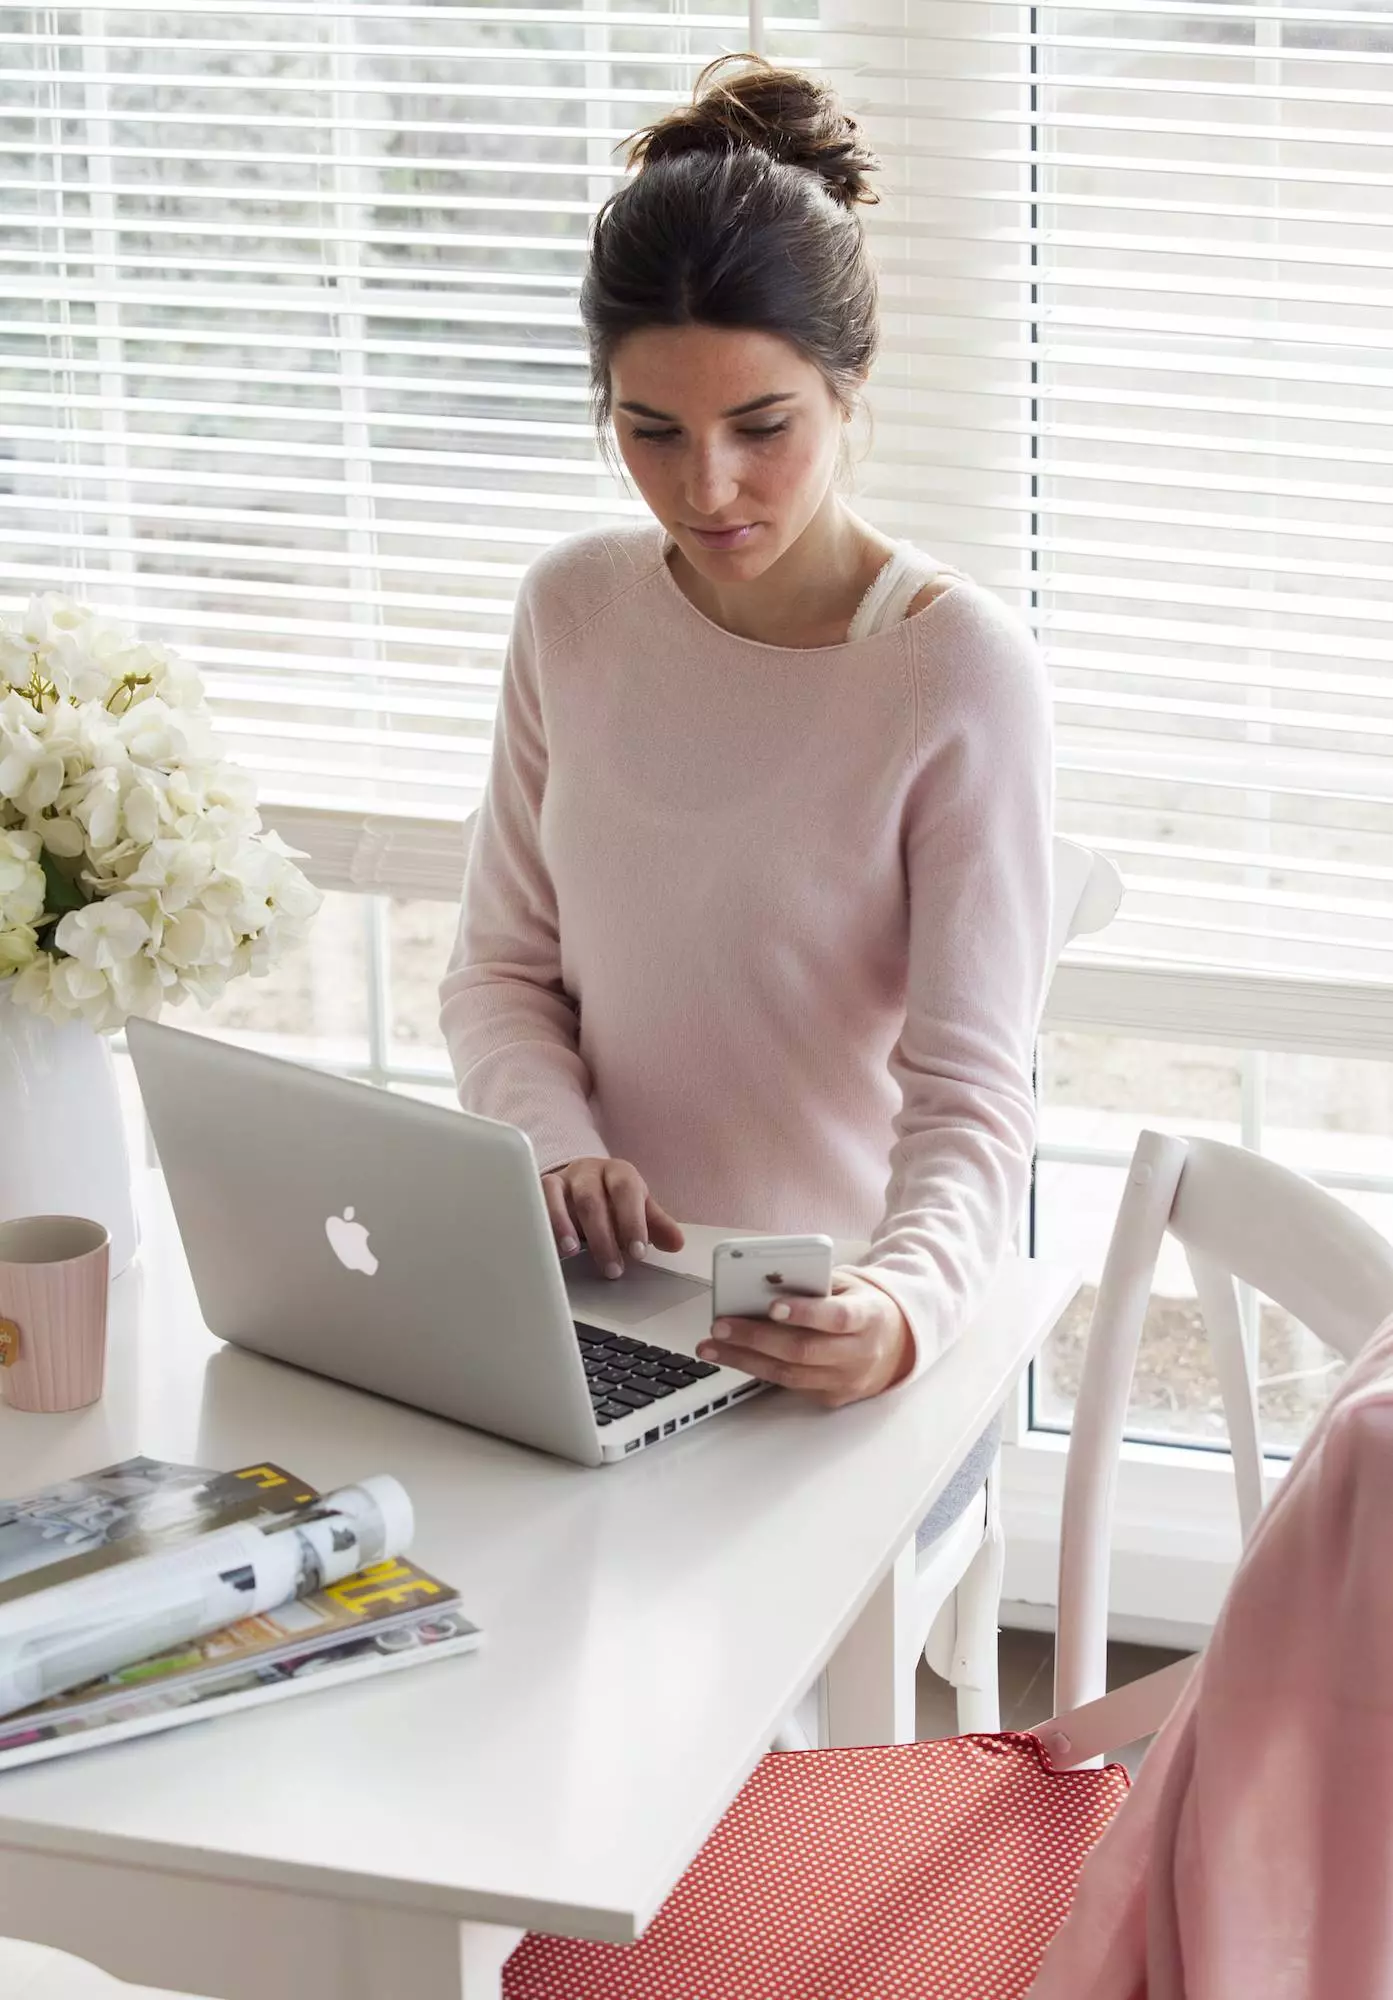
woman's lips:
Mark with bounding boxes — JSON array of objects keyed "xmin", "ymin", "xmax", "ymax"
[{"xmin": 686, "ymin": 523, "xmax": 758, "ymax": 551}]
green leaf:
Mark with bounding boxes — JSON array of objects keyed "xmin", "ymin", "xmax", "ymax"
[{"xmin": 39, "ymin": 850, "xmax": 89, "ymax": 920}]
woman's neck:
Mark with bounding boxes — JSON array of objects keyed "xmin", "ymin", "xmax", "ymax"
[{"xmin": 668, "ymin": 501, "xmax": 895, "ymax": 649}]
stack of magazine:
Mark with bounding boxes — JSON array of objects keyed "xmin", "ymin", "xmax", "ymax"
[{"xmin": 0, "ymin": 1456, "xmax": 480, "ymax": 1773}]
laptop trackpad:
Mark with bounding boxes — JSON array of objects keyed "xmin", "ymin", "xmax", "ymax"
[{"xmin": 562, "ymin": 1258, "xmax": 710, "ymax": 1326}]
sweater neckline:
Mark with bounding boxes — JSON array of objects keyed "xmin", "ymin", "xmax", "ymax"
[{"xmin": 648, "ymin": 527, "xmax": 961, "ymax": 660}]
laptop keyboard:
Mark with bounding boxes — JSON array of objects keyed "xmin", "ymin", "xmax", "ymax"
[{"xmin": 575, "ymin": 1323, "xmax": 721, "ymax": 1425}]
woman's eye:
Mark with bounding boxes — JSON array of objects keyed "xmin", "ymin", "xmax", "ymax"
[
  {"xmin": 631, "ymin": 426, "xmax": 680, "ymax": 443},
  {"xmin": 738, "ymin": 423, "xmax": 789, "ymax": 440}
]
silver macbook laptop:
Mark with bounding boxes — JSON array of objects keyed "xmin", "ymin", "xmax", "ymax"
[{"xmin": 126, "ymin": 1019, "xmax": 763, "ymax": 1466}]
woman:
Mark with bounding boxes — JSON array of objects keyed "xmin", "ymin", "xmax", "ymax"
[{"xmin": 441, "ymin": 60, "xmax": 1052, "ymax": 1443}]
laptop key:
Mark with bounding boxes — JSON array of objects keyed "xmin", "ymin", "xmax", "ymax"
[
  {"xmin": 598, "ymin": 1398, "xmax": 634, "ymax": 1419},
  {"xmin": 612, "ymin": 1384, "xmax": 655, "ymax": 1409},
  {"xmin": 606, "ymin": 1335, "xmax": 644, "ymax": 1354},
  {"xmin": 636, "ymin": 1376, "xmax": 676, "ymax": 1399},
  {"xmin": 688, "ymin": 1360, "xmax": 720, "ymax": 1378},
  {"xmin": 656, "ymin": 1369, "xmax": 697, "ymax": 1390}
]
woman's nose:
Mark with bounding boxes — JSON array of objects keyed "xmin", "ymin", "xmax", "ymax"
[{"xmin": 684, "ymin": 449, "xmax": 739, "ymax": 518}]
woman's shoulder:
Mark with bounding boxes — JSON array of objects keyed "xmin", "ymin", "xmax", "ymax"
[
  {"xmin": 908, "ymin": 572, "xmax": 1046, "ymax": 694},
  {"xmin": 518, "ymin": 523, "xmax": 667, "ymax": 652},
  {"xmin": 903, "ymin": 572, "xmax": 1051, "ymax": 761}
]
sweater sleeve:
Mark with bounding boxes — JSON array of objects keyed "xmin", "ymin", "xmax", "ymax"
[
  {"xmin": 841, "ymin": 593, "xmax": 1054, "ymax": 1382},
  {"xmin": 438, "ymin": 573, "xmax": 609, "ymax": 1174}
]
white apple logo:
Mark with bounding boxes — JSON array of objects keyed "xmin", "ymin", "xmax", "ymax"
[{"xmin": 325, "ymin": 1206, "xmax": 378, "ymax": 1276}]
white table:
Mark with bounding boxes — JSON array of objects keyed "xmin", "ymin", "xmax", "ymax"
[{"xmin": 0, "ymin": 1173, "xmax": 1077, "ymax": 2000}]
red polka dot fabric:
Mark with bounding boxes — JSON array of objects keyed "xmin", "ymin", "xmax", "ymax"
[{"xmin": 505, "ymin": 1733, "xmax": 1130, "ymax": 2000}]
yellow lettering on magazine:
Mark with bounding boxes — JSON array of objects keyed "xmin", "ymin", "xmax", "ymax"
[{"xmin": 326, "ymin": 1558, "xmax": 444, "ymax": 1613}]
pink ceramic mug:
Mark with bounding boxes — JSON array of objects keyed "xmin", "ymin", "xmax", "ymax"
[{"xmin": 0, "ymin": 1215, "xmax": 111, "ymax": 1413}]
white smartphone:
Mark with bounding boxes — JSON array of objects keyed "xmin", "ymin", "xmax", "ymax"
[{"xmin": 710, "ymin": 1234, "xmax": 835, "ymax": 1322}]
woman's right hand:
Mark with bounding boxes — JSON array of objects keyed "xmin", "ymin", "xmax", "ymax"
[{"xmin": 541, "ymin": 1157, "xmax": 685, "ymax": 1280}]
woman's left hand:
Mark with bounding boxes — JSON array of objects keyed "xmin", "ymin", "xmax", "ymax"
[{"xmin": 697, "ymin": 1271, "xmax": 916, "ymax": 1409}]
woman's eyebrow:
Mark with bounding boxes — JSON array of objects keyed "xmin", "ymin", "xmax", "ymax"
[
  {"xmin": 615, "ymin": 391, "xmax": 798, "ymax": 422},
  {"xmin": 722, "ymin": 391, "xmax": 797, "ymax": 417}
]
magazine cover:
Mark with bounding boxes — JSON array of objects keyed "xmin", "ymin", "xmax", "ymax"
[
  {"xmin": 0, "ymin": 1607, "xmax": 481, "ymax": 1773},
  {"xmin": 0, "ymin": 1543, "xmax": 465, "ymax": 1743},
  {"xmin": 0, "ymin": 1457, "xmax": 317, "ymax": 1603}
]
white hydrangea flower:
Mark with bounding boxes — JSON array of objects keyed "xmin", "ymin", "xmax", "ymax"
[
  {"xmin": 0, "ymin": 925, "xmax": 38, "ymax": 975},
  {"xmin": 161, "ymin": 906, "xmax": 236, "ymax": 973},
  {"xmin": 0, "ymin": 827, "xmax": 45, "ymax": 925},
  {"xmin": 0, "ymin": 826, "xmax": 45, "ymax": 978},
  {"xmin": 0, "ymin": 594, "xmax": 322, "ymax": 1031},
  {"xmin": 37, "ymin": 812, "xmax": 90, "ymax": 860},
  {"xmin": 0, "ymin": 719, "xmax": 65, "ymax": 816},
  {"xmin": 54, "ymin": 895, "xmax": 153, "ymax": 971}
]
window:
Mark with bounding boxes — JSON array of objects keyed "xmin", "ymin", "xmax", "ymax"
[
  {"xmin": 1, "ymin": 1, "xmax": 713, "ymax": 875},
  {"xmin": 819, "ymin": 0, "xmax": 1393, "ymax": 1040},
  {"xmin": 7, "ymin": 3, "xmax": 1392, "ymax": 1630},
  {"xmin": 7, "ymin": 2, "xmax": 1388, "ymax": 991}
]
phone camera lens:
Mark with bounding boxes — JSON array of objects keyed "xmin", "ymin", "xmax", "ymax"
[{"xmin": 731, "ymin": 1249, "xmax": 743, "ymax": 1259}]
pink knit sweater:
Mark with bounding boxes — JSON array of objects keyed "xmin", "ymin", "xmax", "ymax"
[{"xmin": 440, "ymin": 525, "xmax": 1054, "ymax": 1380}]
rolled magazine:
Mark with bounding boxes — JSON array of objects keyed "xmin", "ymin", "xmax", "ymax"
[{"xmin": 0, "ymin": 1475, "xmax": 413, "ymax": 1720}]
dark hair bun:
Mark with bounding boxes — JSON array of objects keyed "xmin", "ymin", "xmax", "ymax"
[{"xmin": 627, "ymin": 55, "xmax": 879, "ymax": 210}]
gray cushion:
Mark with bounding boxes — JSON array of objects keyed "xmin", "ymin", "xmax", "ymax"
[{"xmin": 915, "ymin": 1415, "xmax": 1001, "ymax": 1553}]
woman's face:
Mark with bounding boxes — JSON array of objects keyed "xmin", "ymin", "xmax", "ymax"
[{"xmin": 609, "ymin": 324, "xmax": 846, "ymax": 583}]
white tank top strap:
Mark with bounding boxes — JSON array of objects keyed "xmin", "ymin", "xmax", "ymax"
[{"xmin": 847, "ymin": 542, "xmax": 964, "ymax": 642}]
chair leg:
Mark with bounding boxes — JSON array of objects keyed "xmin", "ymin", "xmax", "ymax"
[
  {"xmin": 948, "ymin": 1455, "xmax": 1006, "ymax": 1734},
  {"xmin": 771, "ymin": 1674, "xmax": 823, "ymax": 1752}
]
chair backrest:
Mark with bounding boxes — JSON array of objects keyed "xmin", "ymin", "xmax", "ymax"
[
  {"xmin": 1051, "ymin": 1128, "xmax": 1393, "ymax": 1724},
  {"xmin": 1049, "ymin": 836, "xmax": 1123, "ymax": 968}
]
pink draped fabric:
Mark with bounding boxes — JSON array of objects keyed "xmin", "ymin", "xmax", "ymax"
[{"xmin": 1029, "ymin": 1310, "xmax": 1393, "ymax": 2000}]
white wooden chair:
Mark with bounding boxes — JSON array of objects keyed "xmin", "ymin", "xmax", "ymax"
[
  {"xmin": 498, "ymin": 1132, "xmax": 1393, "ymax": 1997},
  {"xmin": 908, "ymin": 1114, "xmax": 1393, "ymax": 1754},
  {"xmin": 1044, "ymin": 1124, "xmax": 1393, "ymax": 1737}
]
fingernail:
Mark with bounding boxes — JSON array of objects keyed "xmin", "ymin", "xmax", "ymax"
[
  {"xmin": 770, "ymin": 1302, "xmax": 791, "ymax": 1321},
  {"xmin": 697, "ymin": 1342, "xmax": 717, "ymax": 1360},
  {"xmin": 560, "ymin": 1235, "xmax": 579, "ymax": 1257},
  {"xmin": 630, "ymin": 1240, "xmax": 648, "ymax": 1259},
  {"xmin": 712, "ymin": 1321, "xmax": 730, "ymax": 1339},
  {"xmin": 605, "ymin": 1261, "xmax": 623, "ymax": 1280}
]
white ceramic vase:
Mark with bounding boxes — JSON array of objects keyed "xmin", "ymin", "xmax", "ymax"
[{"xmin": 0, "ymin": 992, "xmax": 140, "ymax": 1277}]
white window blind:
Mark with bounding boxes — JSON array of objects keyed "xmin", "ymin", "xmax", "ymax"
[
  {"xmin": 4, "ymin": 2, "xmax": 1391, "ymax": 1038},
  {"xmin": 813, "ymin": 0, "xmax": 1393, "ymax": 1024},
  {"xmin": 0, "ymin": 2, "xmax": 784, "ymax": 890}
]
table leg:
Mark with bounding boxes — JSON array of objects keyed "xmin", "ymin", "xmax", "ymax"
[
  {"xmin": 823, "ymin": 1537, "xmax": 919, "ymax": 1747},
  {"xmin": 459, "ymin": 1920, "xmax": 527, "ymax": 1999},
  {"xmin": 359, "ymin": 1909, "xmax": 527, "ymax": 2000},
  {"xmin": 0, "ymin": 1844, "xmax": 523, "ymax": 2000}
]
